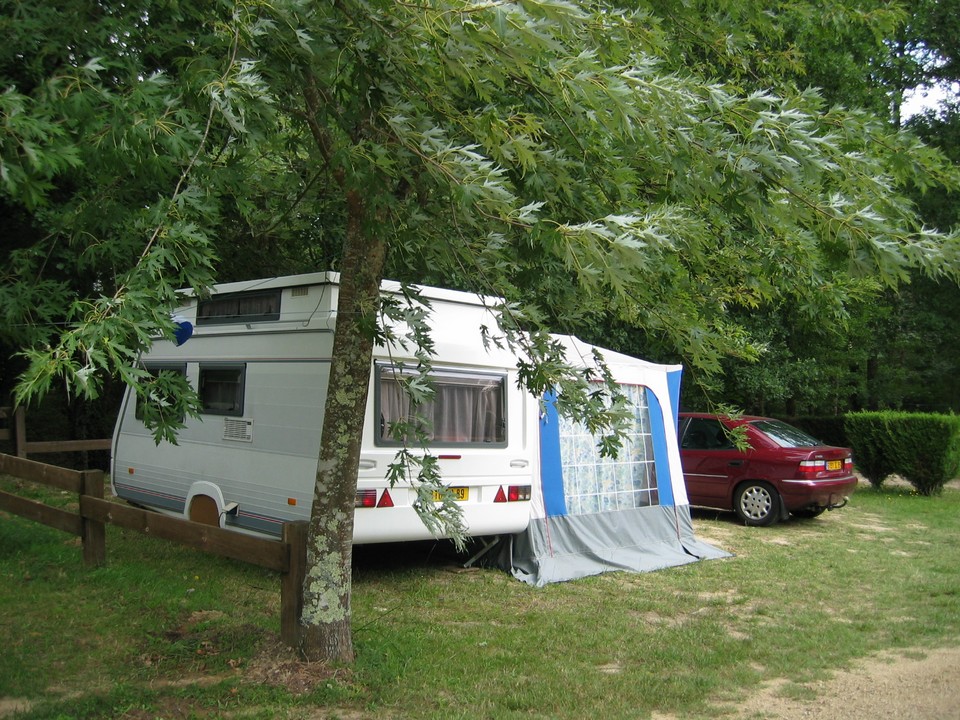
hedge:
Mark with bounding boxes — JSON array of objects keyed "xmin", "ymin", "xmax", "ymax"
[{"xmin": 844, "ymin": 411, "xmax": 960, "ymax": 495}]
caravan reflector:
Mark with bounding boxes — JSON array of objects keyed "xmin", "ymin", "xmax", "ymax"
[
  {"xmin": 494, "ymin": 486, "xmax": 507, "ymax": 503},
  {"xmin": 377, "ymin": 489, "xmax": 395, "ymax": 508},
  {"xmin": 355, "ymin": 489, "xmax": 376, "ymax": 508}
]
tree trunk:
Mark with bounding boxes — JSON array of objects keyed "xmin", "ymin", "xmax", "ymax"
[{"xmin": 298, "ymin": 189, "xmax": 386, "ymax": 662}]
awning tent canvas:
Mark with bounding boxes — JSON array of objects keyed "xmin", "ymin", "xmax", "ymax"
[{"xmin": 492, "ymin": 336, "xmax": 729, "ymax": 586}]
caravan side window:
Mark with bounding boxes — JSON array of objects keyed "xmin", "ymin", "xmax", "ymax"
[
  {"xmin": 197, "ymin": 289, "xmax": 281, "ymax": 325},
  {"xmin": 199, "ymin": 365, "xmax": 246, "ymax": 416},
  {"xmin": 136, "ymin": 364, "xmax": 187, "ymax": 422},
  {"xmin": 376, "ymin": 365, "xmax": 507, "ymax": 446}
]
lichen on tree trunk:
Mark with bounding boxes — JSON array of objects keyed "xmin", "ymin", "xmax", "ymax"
[{"xmin": 298, "ymin": 189, "xmax": 387, "ymax": 663}]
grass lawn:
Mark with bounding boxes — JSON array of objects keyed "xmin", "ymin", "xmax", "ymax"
[{"xmin": 1, "ymin": 478, "xmax": 959, "ymax": 719}]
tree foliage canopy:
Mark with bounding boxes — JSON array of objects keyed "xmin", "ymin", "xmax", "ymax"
[{"xmin": 5, "ymin": 0, "xmax": 958, "ymax": 392}]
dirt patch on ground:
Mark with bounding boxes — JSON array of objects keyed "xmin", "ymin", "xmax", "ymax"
[
  {"xmin": 725, "ymin": 646, "xmax": 960, "ymax": 720},
  {"xmin": 0, "ymin": 700, "xmax": 30, "ymax": 718},
  {"xmin": 242, "ymin": 637, "xmax": 350, "ymax": 696}
]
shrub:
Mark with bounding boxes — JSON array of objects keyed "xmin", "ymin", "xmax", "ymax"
[
  {"xmin": 885, "ymin": 413, "xmax": 960, "ymax": 496},
  {"xmin": 845, "ymin": 411, "xmax": 960, "ymax": 495},
  {"xmin": 844, "ymin": 412, "xmax": 896, "ymax": 488}
]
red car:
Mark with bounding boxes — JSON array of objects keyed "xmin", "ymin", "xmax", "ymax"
[{"xmin": 678, "ymin": 413, "xmax": 857, "ymax": 526}]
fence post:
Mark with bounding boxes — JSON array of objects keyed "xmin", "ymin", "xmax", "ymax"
[
  {"xmin": 280, "ymin": 520, "xmax": 308, "ymax": 650},
  {"xmin": 0, "ymin": 406, "xmax": 8, "ymax": 444},
  {"xmin": 14, "ymin": 406, "xmax": 27, "ymax": 458},
  {"xmin": 80, "ymin": 470, "xmax": 106, "ymax": 567}
]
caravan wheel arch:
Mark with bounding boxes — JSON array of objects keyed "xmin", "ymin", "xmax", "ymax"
[{"xmin": 186, "ymin": 482, "xmax": 232, "ymax": 528}]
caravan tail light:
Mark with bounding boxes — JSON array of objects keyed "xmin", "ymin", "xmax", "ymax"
[
  {"xmin": 356, "ymin": 489, "xmax": 394, "ymax": 508},
  {"xmin": 508, "ymin": 485, "xmax": 531, "ymax": 502},
  {"xmin": 494, "ymin": 485, "xmax": 532, "ymax": 503},
  {"xmin": 355, "ymin": 489, "xmax": 377, "ymax": 508}
]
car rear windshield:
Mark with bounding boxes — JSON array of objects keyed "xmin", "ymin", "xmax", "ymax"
[{"xmin": 749, "ymin": 419, "xmax": 822, "ymax": 448}]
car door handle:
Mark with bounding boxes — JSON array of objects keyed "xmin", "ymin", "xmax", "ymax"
[{"xmin": 728, "ymin": 460, "xmax": 744, "ymax": 467}]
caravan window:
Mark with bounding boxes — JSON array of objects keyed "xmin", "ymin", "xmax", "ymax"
[
  {"xmin": 376, "ymin": 365, "xmax": 506, "ymax": 446},
  {"xmin": 199, "ymin": 365, "xmax": 246, "ymax": 416},
  {"xmin": 136, "ymin": 364, "xmax": 187, "ymax": 422},
  {"xmin": 197, "ymin": 289, "xmax": 281, "ymax": 325}
]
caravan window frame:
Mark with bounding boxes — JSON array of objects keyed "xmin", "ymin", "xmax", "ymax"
[
  {"xmin": 196, "ymin": 289, "xmax": 281, "ymax": 325},
  {"xmin": 374, "ymin": 364, "xmax": 508, "ymax": 448},
  {"xmin": 198, "ymin": 364, "xmax": 247, "ymax": 417},
  {"xmin": 135, "ymin": 363, "xmax": 187, "ymax": 422}
]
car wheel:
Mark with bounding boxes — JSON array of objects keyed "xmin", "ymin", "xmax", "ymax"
[
  {"xmin": 791, "ymin": 507, "xmax": 826, "ymax": 519},
  {"xmin": 734, "ymin": 482, "xmax": 780, "ymax": 526}
]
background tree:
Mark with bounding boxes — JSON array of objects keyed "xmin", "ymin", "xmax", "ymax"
[
  {"xmin": 637, "ymin": 0, "xmax": 960, "ymax": 418},
  {"xmin": 0, "ymin": 1, "xmax": 278, "ymax": 439},
  {"xmin": 4, "ymin": 0, "xmax": 960, "ymax": 665}
]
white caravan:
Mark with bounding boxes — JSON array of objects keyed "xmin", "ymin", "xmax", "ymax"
[{"xmin": 111, "ymin": 272, "xmax": 536, "ymax": 542}]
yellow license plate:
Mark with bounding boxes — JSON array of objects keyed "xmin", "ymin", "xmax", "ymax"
[
  {"xmin": 433, "ymin": 487, "xmax": 469, "ymax": 502},
  {"xmin": 827, "ymin": 460, "xmax": 843, "ymax": 471}
]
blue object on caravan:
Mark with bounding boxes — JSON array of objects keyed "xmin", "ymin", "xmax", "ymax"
[{"xmin": 171, "ymin": 316, "xmax": 194, "ymax": 346}]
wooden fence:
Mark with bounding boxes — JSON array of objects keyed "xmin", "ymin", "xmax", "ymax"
[
  {"xmin": 0, "ymin": 405, "xmax": 112, "ymax": 459},
  {"xmin": 0, "ymin": 453, "xmax": 308, "ymax": 648}
]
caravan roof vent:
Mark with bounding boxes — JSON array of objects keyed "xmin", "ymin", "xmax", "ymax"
[{"xmin": 223, "ymin": 417, "xmax": 254, "ymax": 442}]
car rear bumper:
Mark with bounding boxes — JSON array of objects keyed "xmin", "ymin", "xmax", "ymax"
[{"xmin": 778, "ymin": 476, "xmax": 858, "ymax": 510}]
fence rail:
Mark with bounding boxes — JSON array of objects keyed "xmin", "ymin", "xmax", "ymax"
[
  {"xmin": 0, "ymin": 452, "xmax": 307, "ymax": 648},
  {"xmin": 0, "ymin": 405, "xmax": 112, "ymax": 458}
]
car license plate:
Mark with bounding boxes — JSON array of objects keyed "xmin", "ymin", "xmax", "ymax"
[
  {"xmin": 433, "ymin": 487, "xmax": 469, "ymax": 502},
  {"xmin": 827, "ymin": 460, "xmax": 843, "ymax": 471}
]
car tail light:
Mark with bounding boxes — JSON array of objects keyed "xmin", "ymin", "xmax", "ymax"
[
  {"xmin": 377, "ymin": 489, "xmax": 394, "ymax": 508},
  {"xmin": 798, "ymin": 458, "xmax": 850, "ymax": 475},
  {"xmin": 355, "ymin": 489, "xmax": 377, "ymax": 507},
  {"xmin": 798, "ymin": 459, "xmax": 827, "ymax": 474}
]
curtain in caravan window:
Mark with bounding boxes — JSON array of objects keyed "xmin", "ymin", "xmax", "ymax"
[
  {"xmin": 434, "ymin": 381, "xmax": 504, "ymax": 443},
  {"xmin": 197, "ymin": 290, "xmax": 281, "ymax": 324},
  {"xmin": 377, "ymin": 367, "xmax": 506, "ymax": 445},
  {"xmin": 378, "ymin": 377, "xmax": 415, "ymax": 439}
]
